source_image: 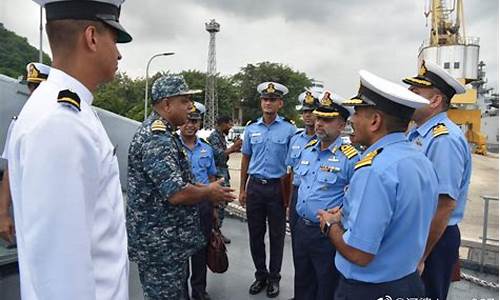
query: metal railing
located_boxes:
[479,195,499,272]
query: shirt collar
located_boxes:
[363,132,406,156]
[180,135,202,150]
[416,112,447,136]
[300,130,316,140]
[256,115,282,125]
[47,67,93,106]
[313,135,343,153]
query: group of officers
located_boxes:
[236,60,471,300]
[0,0,472,300]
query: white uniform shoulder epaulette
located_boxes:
[57,89,81,112]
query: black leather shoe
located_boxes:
[249,279,267,295]
[266,281,280,298]
[192,291,211,300]
[221,233,231,244]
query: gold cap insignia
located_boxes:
[320,91,333,107]
[27,64,39,80]
[304,91,315,105]
[418,61,427,76]
[266,83,276,94]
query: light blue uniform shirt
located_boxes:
[335,132,438,283]
[286,130,317,186]
[407,112,472,225]
[295,137,359,223]
[242,115,296,179]
[181,137,217,184]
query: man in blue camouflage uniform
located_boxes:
[319,70,438,299]
[127,75,235,300]
[403,60,472,300]
[207,116,242,243]
[293,90,359,300]
[240,81,296,298]
[180,102,217,300]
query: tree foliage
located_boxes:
[0,23,51,79]
[233,62,311,123]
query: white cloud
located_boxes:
[0,0,497,98]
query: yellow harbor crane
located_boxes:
[418,0,487,154]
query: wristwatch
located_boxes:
[321,220,339,236]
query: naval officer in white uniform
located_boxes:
[7,1,132,299]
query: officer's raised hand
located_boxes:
[207,178,236,203]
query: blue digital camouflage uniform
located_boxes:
[207,129,230,186]
[207,129,230,228]
[127,111,205,299]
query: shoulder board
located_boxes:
[294,129,304,135]
[246,119,257,126]
[151,120,167,133]
[339,144,358,160]
[354,148,383,171]
[57,89,81,112]
[199,137,210,145]
[432,123,449,138]
[305,139,318,149]
[282,117,295,125]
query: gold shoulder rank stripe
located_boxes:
[151,120,167,133]
[246,119,257,126]
[305,139,318,148]
[57,89,81,111]
[339,144,358,159]
[433,123,449,138]
[354,148,383,170]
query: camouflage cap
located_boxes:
[151,74,202,104]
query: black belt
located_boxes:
[300,217,319,227]
[249,175,281,185]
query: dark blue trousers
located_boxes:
[335,271,424,300]
[185,201,213,299]
[289,185,299,256]
[294,218,339,300]
[246,179,286,282]
[422,225,460,300]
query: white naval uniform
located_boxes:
[7,68,129,300]
[1,118,15,160]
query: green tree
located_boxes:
[94,72,145,121]
[0,23,51,79]
[233,62,311,123]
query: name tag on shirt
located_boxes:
[292,145,301,150]
[300,160,310,165]
[328,156,339,162]
[251,132,262,137]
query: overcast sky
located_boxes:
[1,0,498,98]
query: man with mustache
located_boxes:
[403,60,471,300]
[319,70,438,299]
[293,90,359,300]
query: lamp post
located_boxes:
[144,52,175,120]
